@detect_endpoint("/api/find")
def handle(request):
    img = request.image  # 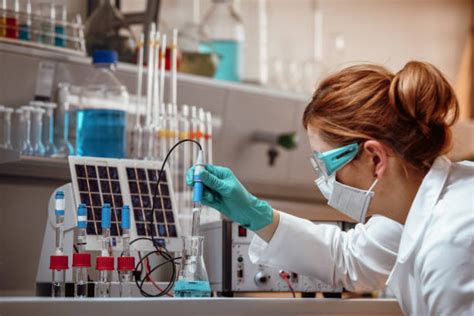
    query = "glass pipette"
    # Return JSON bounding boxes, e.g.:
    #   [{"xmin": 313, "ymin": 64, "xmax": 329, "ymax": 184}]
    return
[{"xmin": 191, "ymin": 150, "xmax": 205, "ymax": 236}]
